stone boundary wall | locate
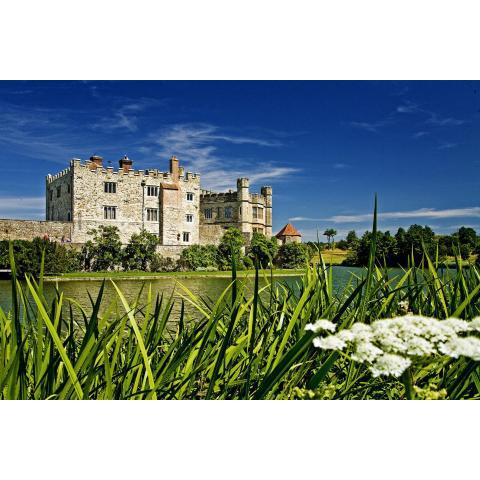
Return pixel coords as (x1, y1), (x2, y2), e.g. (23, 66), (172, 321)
(0, 219), (73, 242)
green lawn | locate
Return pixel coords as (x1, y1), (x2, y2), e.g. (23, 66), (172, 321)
(47, 268), (305, 280)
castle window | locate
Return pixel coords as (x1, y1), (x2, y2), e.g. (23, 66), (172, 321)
(104, 206), (117, 220)
(56, 186), (61, 197)
(217, 207), (221, 218)
(147, 186), (159, 197)
(224, 206), (233, 219)
(186, 192), (194, 202)
(67, 211), (71, 221)
(186, 214), (193, 223)
(104, 182), (117, 194)
(204, 208), (213, 219)
(253, 206), (264, 220)
(147, 208), (158, 221)
(67, 183), (71, 194)
(183, 232), (190, 243)
(49, 190), (53, 201)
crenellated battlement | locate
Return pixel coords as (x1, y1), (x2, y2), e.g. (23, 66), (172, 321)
(46, 166), (72, 183)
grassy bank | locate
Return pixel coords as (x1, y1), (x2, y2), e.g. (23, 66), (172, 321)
(2, 229), (480, 399)
(46, 268), (304, 281)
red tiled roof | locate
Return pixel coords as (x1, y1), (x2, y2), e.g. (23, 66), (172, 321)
(276, 223), (301, 237)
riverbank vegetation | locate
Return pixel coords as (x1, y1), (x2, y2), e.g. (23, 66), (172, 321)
(2, 202), (480, 399)
(0, 227), (308, 277)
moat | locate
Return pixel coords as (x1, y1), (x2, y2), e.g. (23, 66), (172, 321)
(0, 266), (403, 321)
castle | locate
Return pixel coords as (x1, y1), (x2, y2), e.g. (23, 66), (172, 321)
(0, 154), (273, 257)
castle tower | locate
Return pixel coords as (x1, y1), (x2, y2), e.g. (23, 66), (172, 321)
(237, 178), (250, 235)
(261, 185), (272, 237)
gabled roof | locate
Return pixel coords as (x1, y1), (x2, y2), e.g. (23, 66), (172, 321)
(276, 223), (301, 238)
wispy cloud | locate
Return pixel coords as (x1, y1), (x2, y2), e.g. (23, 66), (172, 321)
(349, 119), (392, 133)
(148, 123), (297, 190)
(290, 207), (480, 224)
(413, 131), (429, 139)
(426, 113), (465, 127)
(0, 196), (45, 219)
(333, 162), (348, 169)
(438, 142), (458, 150)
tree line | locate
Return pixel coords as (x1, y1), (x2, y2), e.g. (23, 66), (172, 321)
(312, 225), (480, 267)
(0, 226), (310, 276)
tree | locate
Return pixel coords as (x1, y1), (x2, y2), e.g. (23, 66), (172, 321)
(83, 226), (122, 271)
(179, 244), (218, 270)
(458, 227), (477, 248)
(276, 242), (308, 269)
(346, 230), (358, 248)
(217, 228), (245, 269)
(248, 232), (278, 268)
(323, 228), (337, 250)
(122, 229), (159, 271)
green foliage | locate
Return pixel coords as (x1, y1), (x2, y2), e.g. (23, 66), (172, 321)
(2, 234), (480, 400)
(323, 228), (337, 249)
(81, 226), (123, 271)
(217, 227), (245, 270)
(0, 238), (79, 276)
(179, 244), (218, 270)
(276, 242), (308, 269)
(248, 232), (278, 268)
(150, 254), (177, 272)
(122, 229), (159, 271)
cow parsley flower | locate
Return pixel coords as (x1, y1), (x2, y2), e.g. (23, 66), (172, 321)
(370, 354), (412, 378)
(439, 337), (480, 361)
(305, 319), (337, 333)
(310, 314), (480, 378)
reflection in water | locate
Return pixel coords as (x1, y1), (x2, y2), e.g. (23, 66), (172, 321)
(0, 267), (404, 323)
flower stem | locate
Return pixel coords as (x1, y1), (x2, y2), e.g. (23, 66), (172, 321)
(401, 367), (415, 400)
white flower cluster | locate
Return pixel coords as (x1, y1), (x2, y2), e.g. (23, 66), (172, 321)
(308, 315), (480, 377)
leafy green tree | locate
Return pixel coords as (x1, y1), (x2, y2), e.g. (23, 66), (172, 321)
(276, 242), (308, 269)
(458, 227), (477, 249)
(217, 227), (245, 269)
(122, 229), (159, 271)
(83, 226), (122, 271)
(323, 228), (337, 250)
(0, 238), (79, 276)
(179, 244), (218, 270)
(404, 224), (435, 264)
(346, 230), (358, 248)
(248, 233), (278, 268)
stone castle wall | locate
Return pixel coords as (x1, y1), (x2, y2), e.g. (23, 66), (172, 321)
(0, 219), (73, 242)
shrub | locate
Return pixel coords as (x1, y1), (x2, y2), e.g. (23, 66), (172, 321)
(122, 229), (159, 271)
(247, 232), (278, 268)
(150, 254), (177, 272)
(180, 244), (218, 270)
(82, 226), (122, 271)
(276, 242), (308, 269)
(217, 228), (245, 270)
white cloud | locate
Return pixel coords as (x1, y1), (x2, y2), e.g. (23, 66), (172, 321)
(0, 196), (45, 219)
(290, 207), (480, 224)
(149, 123), (297, 190)
(438, 142), (458, 150)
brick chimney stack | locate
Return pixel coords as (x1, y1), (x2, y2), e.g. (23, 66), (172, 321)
(89, 155), (103, 168)
(169, 155), (179, 182)
(119, 154), (133, 173)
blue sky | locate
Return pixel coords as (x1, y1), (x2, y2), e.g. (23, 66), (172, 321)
(0, 80), (479, 240)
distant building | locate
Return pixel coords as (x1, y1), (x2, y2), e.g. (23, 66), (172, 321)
(276, 223), (302, 245)
(0, 154), (273, 257)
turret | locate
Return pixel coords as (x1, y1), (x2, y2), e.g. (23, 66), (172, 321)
(89, 155), (103, 168)
(237, 178), (250, 234)
(261, 186), (272, 237)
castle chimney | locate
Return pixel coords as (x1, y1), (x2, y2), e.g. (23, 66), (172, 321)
(89, 155), (103, 168)
(170, 155), (179, 182)
(119, 154), (133, 173)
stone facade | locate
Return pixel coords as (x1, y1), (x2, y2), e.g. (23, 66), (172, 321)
(0, 154), (274, 256)
(199, 178), (272, 244)
(45, 155), (200, 245)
